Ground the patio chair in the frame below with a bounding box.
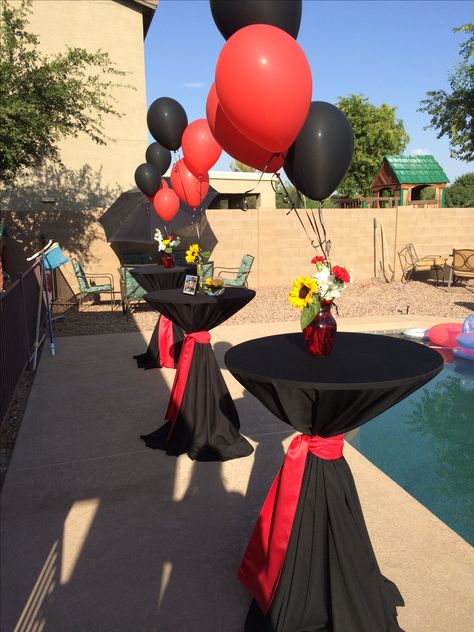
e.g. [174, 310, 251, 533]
[214, 254, 255, 288]
[173, 250, 187, 266]
[398, 244, 446, 285]
[119, 267, 148, 313]
[447, 249, 474, 290]
[72, 259, 115, 311]
[120, 253, 152, 266]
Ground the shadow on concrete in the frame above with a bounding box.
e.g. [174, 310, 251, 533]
[0, 331, 294, 632]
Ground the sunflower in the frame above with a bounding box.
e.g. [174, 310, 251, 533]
[185, 244, 200, 263]
[288, 276, 318, 309]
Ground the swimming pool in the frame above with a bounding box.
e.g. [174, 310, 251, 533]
[346, 352, 474, 545]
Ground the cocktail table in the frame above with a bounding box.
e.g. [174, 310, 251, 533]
[141, 288, 256, 461]
[225, 332, 443, 631]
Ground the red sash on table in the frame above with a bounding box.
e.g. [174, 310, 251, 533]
[238, 433, 344, 614]
[158, 316, 176, 369]
[164, 331, 211, 438]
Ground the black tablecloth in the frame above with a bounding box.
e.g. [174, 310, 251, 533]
[141, 288, 256, 461]
[225, 332, 443, 632]
[130, 264, 196, 369]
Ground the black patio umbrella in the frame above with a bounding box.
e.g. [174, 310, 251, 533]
[99, 181, 219, 244]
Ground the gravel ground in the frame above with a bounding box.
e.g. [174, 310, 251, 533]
[1, 278, 472, 491]
[52, 279, 474, 337]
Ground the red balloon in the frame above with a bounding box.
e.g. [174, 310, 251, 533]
[215, 24, 312, 153]
[206, 83, 285, 173]
[146, 179, 168, 203]
[151, 186, 180, 222]
[182, 118, 222, 178]
[170, 159, 209, 208]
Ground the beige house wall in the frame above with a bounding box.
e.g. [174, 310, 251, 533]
[5, 0, 150, 204]
[3, 207, 473, 295]
[208, 172, 275, 207]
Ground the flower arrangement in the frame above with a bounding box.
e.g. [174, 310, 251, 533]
[289, 256, 351, 329]
[185, 243, 210, 264]
[154, 229, 180, 253]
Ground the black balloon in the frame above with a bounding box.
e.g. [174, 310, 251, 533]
[145, 142, 172, 176]
[147, 97, 188, 151]
[284, 101, 354, 202]
[134, 163, 161, 197]
[210, 0, 302, 40]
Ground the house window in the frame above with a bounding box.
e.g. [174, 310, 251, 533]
[208, 193, 259, 210]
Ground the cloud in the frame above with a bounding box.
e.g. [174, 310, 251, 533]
[183, 82, 207, 88]
[411, 148, 431, 156]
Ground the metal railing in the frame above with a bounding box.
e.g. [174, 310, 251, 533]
[0, 262, 42, 425]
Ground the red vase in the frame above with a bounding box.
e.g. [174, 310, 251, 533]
[303, 300, 337, 356]
[162, 253, 175, 268]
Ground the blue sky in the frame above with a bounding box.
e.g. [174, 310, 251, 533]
[144, 0, 474, 183]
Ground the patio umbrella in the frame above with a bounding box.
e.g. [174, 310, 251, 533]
[99, 182, 219, 244]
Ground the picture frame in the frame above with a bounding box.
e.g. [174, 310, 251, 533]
[183, 274, 198, 295]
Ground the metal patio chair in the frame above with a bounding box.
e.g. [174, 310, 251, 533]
[398, 243, 446, 285]
[72, 259, 115, 311]
[447, 249, 474, 290]
[215, 254, 255, 288]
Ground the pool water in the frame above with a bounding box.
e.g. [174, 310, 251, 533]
[346, 356, 474, 545]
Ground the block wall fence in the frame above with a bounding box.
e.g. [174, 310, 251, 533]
[3, 207, 474, 293]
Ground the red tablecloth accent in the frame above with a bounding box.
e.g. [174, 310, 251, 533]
[238, 433, 344, 613]
[158, 316, 175, 368]
[164, 331, 211, 438]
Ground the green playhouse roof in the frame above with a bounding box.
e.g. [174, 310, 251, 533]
[384, 154, 449, 184]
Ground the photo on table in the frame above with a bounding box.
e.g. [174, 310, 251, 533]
[183, 274, 198, 295]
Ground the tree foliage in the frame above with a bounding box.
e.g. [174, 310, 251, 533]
[419, 24, 474, 162]
[335, 95, 409, 197]
[229, 159, 257, 172]
[0, 0, 130, 185]
[445, 172, 474, 207]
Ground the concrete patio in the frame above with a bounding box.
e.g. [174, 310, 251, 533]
[1, 318, 473, 632]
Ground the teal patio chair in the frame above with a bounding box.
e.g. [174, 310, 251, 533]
[120, 252, 152, 266]
[215, 254, 254, 288]
[119, 267, 148, 313]
[173, 250, 187, 266]
[72, 260, 115, 311]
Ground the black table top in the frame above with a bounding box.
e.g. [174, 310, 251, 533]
[225, 332, 443, 390]
[129, 263, 196, 276]
[144, 288, 256, 333]
[129, 264, 197, 293]
[224, 332, 444, 436]
[144, 287, 255, 305]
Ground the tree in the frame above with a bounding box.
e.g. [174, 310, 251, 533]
[419, 25, 474, 162]
[0, 0, 130, 185]
[229, 159, 320, 208]
[229, 160, 257, 172]
[335, 95, 409, 197]
[445, 172, 474, 207]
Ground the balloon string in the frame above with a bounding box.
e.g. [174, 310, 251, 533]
[276, 174, 319, 252]
[242, 152, 284, 197]
[317, 204, 331, 259]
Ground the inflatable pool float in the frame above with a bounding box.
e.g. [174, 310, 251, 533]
[456, 332, 474, 350]
[401, 328, 428, 339]
[453, 346, 474, 361]
[428, 323, 462, 349]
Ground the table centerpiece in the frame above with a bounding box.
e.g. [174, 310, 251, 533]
[185, 243, 211, 290]
[154, 229, 181, 268]
[289, 256, 351, 356]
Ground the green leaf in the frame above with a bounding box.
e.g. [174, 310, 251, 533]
[300, 303, 318, 330]
[201, 250, 211, 259]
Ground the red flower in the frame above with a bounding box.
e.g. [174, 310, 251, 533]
[332, 265, 350, 283]
[311, 256, 326, 264]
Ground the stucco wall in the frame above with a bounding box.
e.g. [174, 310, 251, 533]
[5, 0, 149, 204]
[3, 207, 473, 295]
